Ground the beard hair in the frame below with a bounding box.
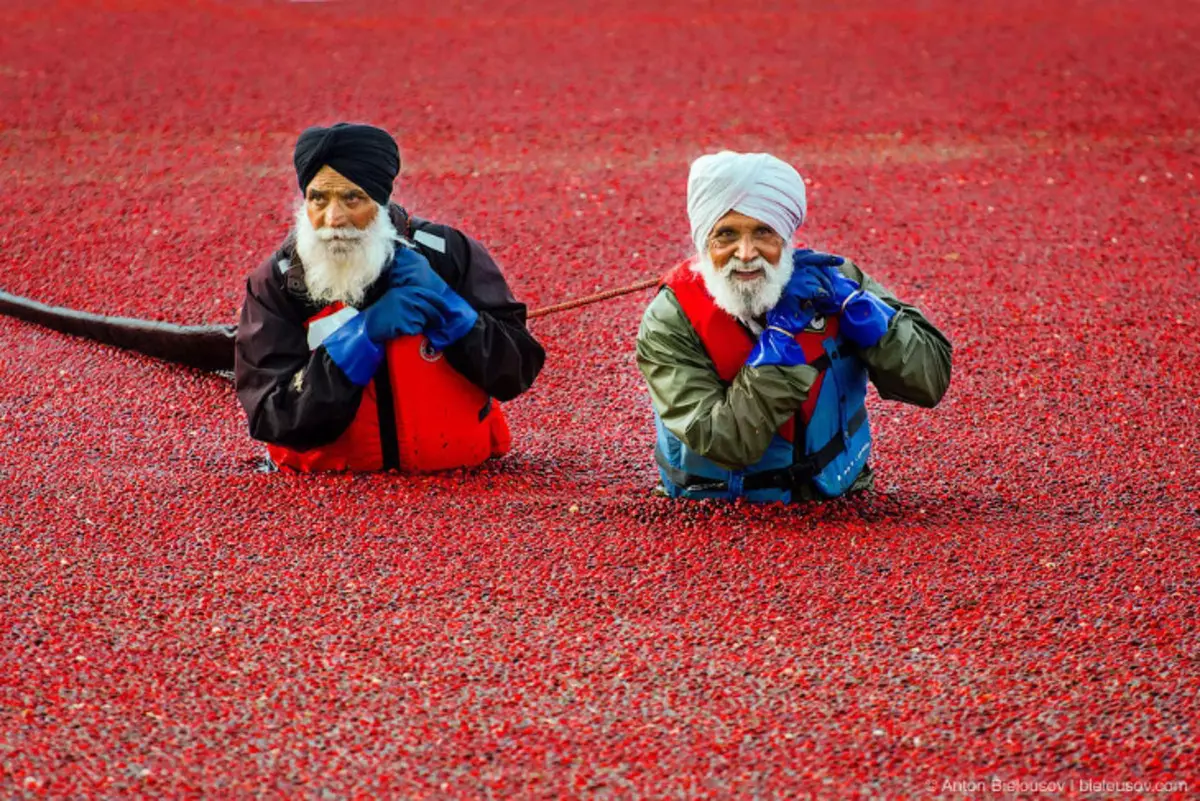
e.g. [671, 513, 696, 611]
[695, 243, 794, 323]
[294, 202, 398, 308]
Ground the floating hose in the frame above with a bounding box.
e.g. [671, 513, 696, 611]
[0, 276, 660, 373]
[0, 289, 237, 372]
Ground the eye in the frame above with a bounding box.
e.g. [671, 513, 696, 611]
[308, 194, 327, 206]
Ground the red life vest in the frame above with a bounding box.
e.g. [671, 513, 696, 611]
[267, 303, 511, 473]
[662, 260, 839, 441]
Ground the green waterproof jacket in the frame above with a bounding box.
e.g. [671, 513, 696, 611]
[635, 260, 952, 499]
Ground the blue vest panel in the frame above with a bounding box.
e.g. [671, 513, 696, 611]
[654, 336, 872, 503]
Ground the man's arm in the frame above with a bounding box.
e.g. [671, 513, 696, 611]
[636, 289, 817, 469]
[837, 261, 952, 408]
[437, 232, 546, 402]
[234, 264, 366, 450]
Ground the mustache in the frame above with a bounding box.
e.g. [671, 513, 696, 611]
[313, 226, 370, 242]
[723, 256, 774, 274]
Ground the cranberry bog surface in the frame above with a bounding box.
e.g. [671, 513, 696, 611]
[0, 0, 1196, 797]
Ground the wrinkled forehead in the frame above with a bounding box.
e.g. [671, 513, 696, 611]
[713, 209, 778, 234]
[305, 165, 368, 196]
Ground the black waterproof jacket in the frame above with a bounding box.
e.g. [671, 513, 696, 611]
[234, 205, 545, 452]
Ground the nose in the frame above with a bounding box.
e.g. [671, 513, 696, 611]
[735, 234, 757, 262]
[323, 199, 349, 228]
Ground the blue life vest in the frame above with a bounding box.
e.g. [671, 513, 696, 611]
[653, 262, 873, 502]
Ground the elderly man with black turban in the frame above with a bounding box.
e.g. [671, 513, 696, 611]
[235, 122, 545, 472]
[637, 151, 952, 502]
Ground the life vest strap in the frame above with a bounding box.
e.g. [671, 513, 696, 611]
[652, 447, 728, 491]
[745, 404, 866, 491]
[808, 352, 832, 373]
[656, 405, 867, 494]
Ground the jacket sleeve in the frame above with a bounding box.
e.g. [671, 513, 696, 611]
[440, 233, 546, 401]
[838, 261, 953, 408]
[635, 289, 818, 470]
[234, 265, 366, 450]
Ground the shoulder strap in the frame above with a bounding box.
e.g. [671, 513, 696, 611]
[662, 261, 756, 382]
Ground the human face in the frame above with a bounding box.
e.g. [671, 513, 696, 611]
[705, 211, 786, 280]
[304, 166, 379, 231]
[294, 190, 397, 308]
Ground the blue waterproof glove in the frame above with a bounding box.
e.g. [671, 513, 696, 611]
[776, 249, 853, 314]
[812, 264, 860, 316]
[387, 246, 443, 291]
[744, 255, 839, 368]
[768, 262, 833, 329]
[746, 299, 818, 368]
[387, 246, 478, 350]
[322, 313, 384, 386]
[422, 290, 479, 350]
[361, 286, 441, 343]
[839, 289, 897, 349]
[804, 262, 897, 348]
[792, 249, 845, 270]
[746, 325, 808, 369]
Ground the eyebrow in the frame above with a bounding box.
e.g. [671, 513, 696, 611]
[306, 189, 327, 199]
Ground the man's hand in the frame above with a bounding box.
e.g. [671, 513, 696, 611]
[385, 245, 479, 350]
[802, 263, 897, 349]
[321, 312, 385, 387]
[812, 265, 861, 316]
[792, 249, 844, 271]
[773, 260, 832, 321]
[746, 326, 808, 369]
[320, 281, 438, 386]
[747, 292, 817, 369]
[838, 289, 897, 349]
[388, 247, 450, 294]
[362, 287, 441, 342]
[786, 250, 859, 317]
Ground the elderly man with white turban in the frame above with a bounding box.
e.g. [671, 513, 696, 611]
[636, 151, 952, 502]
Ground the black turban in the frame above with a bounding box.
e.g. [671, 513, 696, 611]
[293, 122, 400, 206]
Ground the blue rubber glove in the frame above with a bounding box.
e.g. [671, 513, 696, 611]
[422, 289, 479, 350]
[322, 313, 383, 386]
[387, 246, 479, 350]
[746, 296, 818, 368]
[764, 264, 832, 336]
[361, 286, 440, 343]
[792, 249, 845, 270]
[811, 264, 861, 316]
[839, 289, 897, 349]
[387, 247, 445, 292]
[783, 260, 834, 307]
[802, 260, 896, 347]
[746, 325, 808, 368]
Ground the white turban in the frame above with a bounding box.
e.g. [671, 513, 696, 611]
[687, 151, 807, 256]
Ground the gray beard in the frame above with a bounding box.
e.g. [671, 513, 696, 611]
[695, 244, 794, 324]
[294, 203, 398, 308]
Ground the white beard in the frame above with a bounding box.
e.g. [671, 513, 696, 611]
[695, 244, 794, 323]
[294, 202, 398, 308]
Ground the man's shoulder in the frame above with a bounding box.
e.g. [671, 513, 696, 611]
[246, 244, 294, 292]
[646, 284, 685, 316]
[639, 285, 693, 342]
[244, 237, 312, 322]
[407, 216, 473, 261]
